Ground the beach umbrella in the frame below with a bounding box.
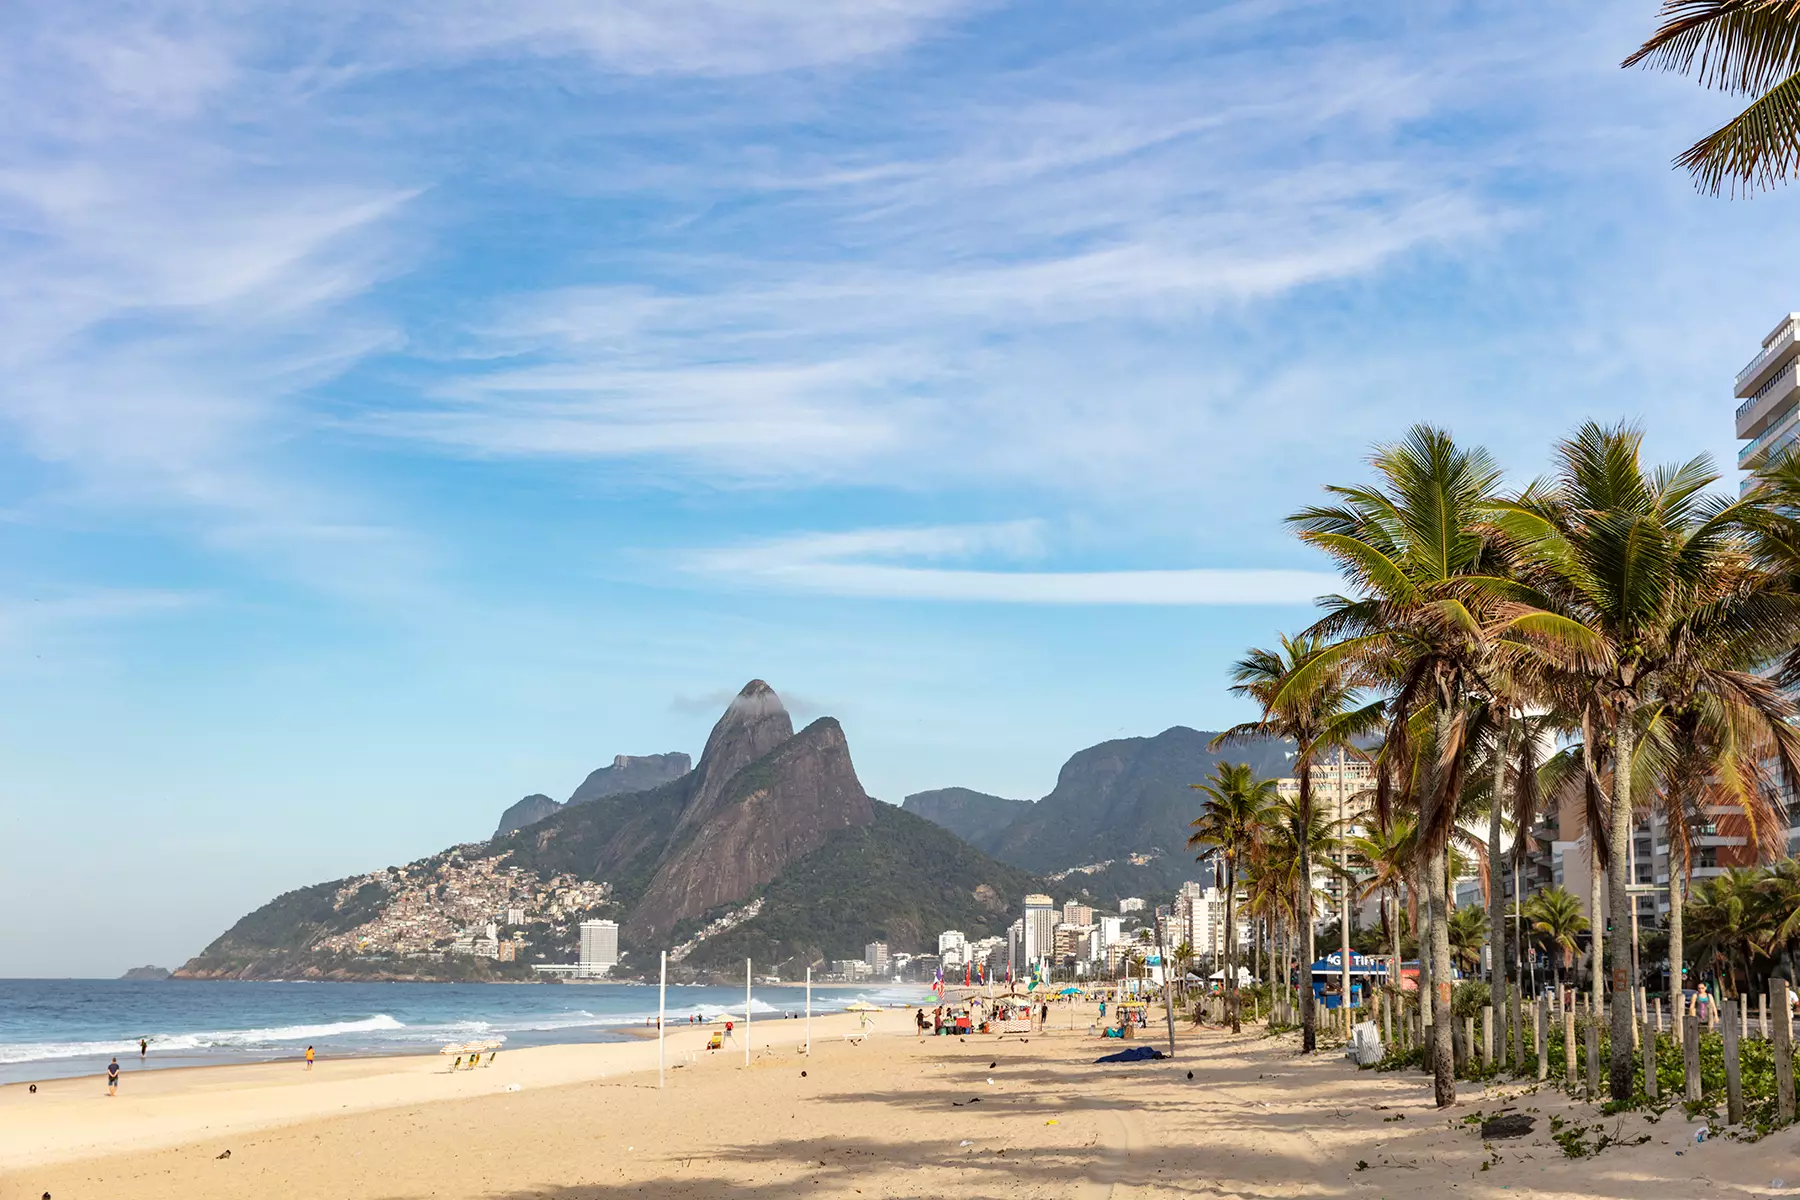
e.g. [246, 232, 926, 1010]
[1057, 987, 1084, 996]
[844, 1000, 881, 1012]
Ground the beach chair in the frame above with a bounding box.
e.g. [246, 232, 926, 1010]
[706, 1031, 724, 1051]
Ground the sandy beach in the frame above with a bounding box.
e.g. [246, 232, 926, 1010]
[6, 1004, 1799, 1199]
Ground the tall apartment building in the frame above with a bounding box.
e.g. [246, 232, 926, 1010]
[1062, 901, 1095, 928]
[1022, 893, 1057, 968]
[578, 919, 619, 973]
[1735, 312, 1800, 476]
[864, 941, 890, 974]
[938, 929, 967, 967]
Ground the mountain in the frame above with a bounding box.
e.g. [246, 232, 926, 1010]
[907, 726, 1293, 894]
[179, 680, 924, 980]
[900, 787, 1031, 852]
[677, 803, 1037, 973]
[494, 794, 562, 838]
[566, 752, 692, 807]
[494, 753, 692, 836]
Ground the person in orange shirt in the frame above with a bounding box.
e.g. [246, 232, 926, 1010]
[304, 1046, 315, 1071]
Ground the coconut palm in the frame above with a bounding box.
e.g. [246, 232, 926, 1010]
[1499, 422, 1800, 1099]
[1526, 886, 1590, 996]
[1189, 762, 1279, 1033]
[1685, 868, 1771, 998]
[1214, 637, 1381, 1053]
[1624, 1, 1800, 194]
[1349, 810, 1417, 1001]
[1447, 906, 1490, 977]
[1285, 425, 1550, 1106]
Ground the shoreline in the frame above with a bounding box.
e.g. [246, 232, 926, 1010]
[0, 1007, 892, 1171]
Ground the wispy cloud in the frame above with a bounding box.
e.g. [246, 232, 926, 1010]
[686, 523, 1337, 605]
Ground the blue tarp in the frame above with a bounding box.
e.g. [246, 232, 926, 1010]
[1094, 1046, 1166, 1063]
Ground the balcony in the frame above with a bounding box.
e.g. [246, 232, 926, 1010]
[1741, 400, 1800, 468]
[1736, 314, 1800, 397]
[1736, 356, 1800, 438]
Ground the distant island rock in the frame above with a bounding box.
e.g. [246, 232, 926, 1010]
[120, 965, 171, 980]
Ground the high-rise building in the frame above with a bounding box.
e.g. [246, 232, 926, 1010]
[1098, 915, 1122, 947]
[1736, 312, 1800, 477]
[938, 929, 967, 967]
[578, 919, 620, 973]
[1062, 901, 1094, 928]
[506, 907, 526, 926]
[864, 941, 890, 974]
[1022, 894, 1057, 969]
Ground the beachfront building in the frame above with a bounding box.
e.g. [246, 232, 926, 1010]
[579, 919, 619, 974]
[864, 941, 890, 975]
[938, 929, 967, 967]
[1062, 901, 1094, 927]
[1022, 893, 1056, 971]
[1736, 312, 1800, 482]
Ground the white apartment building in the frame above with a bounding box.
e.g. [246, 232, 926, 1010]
[1735, 312, 1800, 477]
[864, 941, 889, 974]
[938, 929, 967, 967]
[1118, 897, 1146, 914]
[578, 919, 619, 974]
[1022, 893, 1057, 969]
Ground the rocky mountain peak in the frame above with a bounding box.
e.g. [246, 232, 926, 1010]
[676, 679, 795, 835]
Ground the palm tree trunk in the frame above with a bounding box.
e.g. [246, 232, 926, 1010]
[1488, 712, 1509, 996]
[1667, 834, 1685, 1005]
[1226, 856, 1240, 1034]
[1299, 763, 1318, 1052]
[1608, 705, 1637, 1100]
[1424, 839, 1455, 1104]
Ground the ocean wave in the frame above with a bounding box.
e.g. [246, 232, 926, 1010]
[0, 1014, 407, 1065]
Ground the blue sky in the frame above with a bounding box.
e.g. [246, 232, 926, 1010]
[2, 0, 1794, 975]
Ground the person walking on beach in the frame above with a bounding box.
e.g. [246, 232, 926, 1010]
[304, 1046, 315, 1071]
[139, 1038, 147, 1061]
[915, 1009, 928, 1040]
[106, 1058, 120, 1096]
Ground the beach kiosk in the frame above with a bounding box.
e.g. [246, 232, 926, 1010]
[1307, 952, 1408, 1010]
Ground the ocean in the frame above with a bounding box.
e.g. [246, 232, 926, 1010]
[0, 978, 929, 1085]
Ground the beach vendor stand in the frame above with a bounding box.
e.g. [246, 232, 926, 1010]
[1308, 953, 1416, 1010]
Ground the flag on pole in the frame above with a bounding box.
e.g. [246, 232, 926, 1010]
[932, 966, 944, 997]
[964, 963, 971, 987]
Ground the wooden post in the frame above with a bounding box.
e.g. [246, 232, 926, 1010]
[1761, 992, 1770, 1041]
[1643, 1012, 1658, 1101]
[1481, 1005, 1494, 1069]
[1723, 998, 1743, 1126]
[1536, 1001, 1549, 1082]
[1653, 996, 1662, 1037]
[1775, 978, 1796, 1124]
[1453, 1016, 1468, 1070]
[1683, 1014, 1702, 1104]
[1563, 1006, 1577, 1090]
[1585, 1015, 1601, 1100]
[1633, 987, 1643, 1050]
[1380, 991, 1391, 1047]
[1511, 984, 1523, 1069]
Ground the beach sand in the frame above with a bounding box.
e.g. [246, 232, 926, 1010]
[5, 1005, 1798, 1198]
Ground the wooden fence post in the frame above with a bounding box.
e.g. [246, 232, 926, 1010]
[1643, 1010, 1658, 1101]
[1585, 1015, 1601, 1100]
[1775, 979, 1795, 1124]
[1511, 985, 1523, 1068]
[1536, 1001, 1549, 1082]
[1482, 1005, 1494, 1069]
[1653, 996, 1662, 1038]
[1563, 1006, 1577, 1090]
[1761, 992, 1770, 1041]
[1683, 1014, 1702, 1104]
[1723, 998, 1743, 1126]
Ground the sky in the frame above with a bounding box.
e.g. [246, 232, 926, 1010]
[2, 0, 1795, 976]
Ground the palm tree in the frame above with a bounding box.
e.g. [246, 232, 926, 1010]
[1349, 810, 1417, 1005]
[1287, 425, 1543, 1106]
[1527, 886, 1590, 997]
[1500, 422, 1800, 1099]
[1624, 2, 1800, 194]
[1215, 636, 1381, 1053]
[1189, 763, 1279, 1033]
[1447, 906, 1490, 977]
[1685, 868, 1770, 998]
